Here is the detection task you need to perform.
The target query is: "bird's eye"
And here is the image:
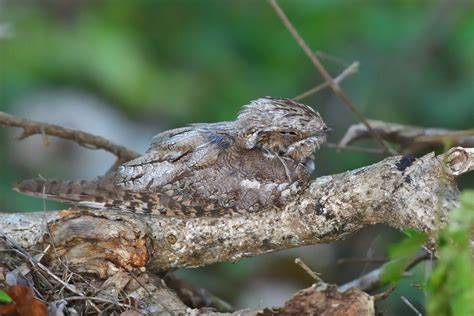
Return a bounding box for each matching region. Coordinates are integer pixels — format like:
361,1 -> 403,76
279,131 -> 297,136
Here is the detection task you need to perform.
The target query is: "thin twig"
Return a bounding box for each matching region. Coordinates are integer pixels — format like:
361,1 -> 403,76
37,262 -> 101,313
324,142 -> 385,155
0,111 -> 139,164
373,284 -> 396,302
59,296 -> 136,310
401,296 -> 422,316
0,231 -> 102,313
294,258 -> 323,283
267,0 -> 394,154
293,62 -> 359,101
405,252 -> 433,272
164,273 -> 234,312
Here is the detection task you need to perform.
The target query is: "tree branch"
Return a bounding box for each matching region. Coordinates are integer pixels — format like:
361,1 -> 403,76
1,147 -> 470,275
340,119 -> 474,154
0,111 -> 139,164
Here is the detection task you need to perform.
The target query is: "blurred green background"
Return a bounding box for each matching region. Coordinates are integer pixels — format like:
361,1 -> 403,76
0,0 -> 473,314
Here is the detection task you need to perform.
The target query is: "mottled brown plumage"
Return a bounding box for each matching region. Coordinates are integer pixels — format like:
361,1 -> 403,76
15,97 -> 329,217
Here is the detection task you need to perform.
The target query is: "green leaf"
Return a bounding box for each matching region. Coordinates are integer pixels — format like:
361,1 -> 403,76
381,229 -> 427,284
0,289 -> 12,304
427,190 -> 474,316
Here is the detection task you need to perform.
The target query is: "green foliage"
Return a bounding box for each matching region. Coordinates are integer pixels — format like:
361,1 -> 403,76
382,229 -> 427,285
427,191 -> 474,316
381,192 -> 474,315
0,289 -> 12,303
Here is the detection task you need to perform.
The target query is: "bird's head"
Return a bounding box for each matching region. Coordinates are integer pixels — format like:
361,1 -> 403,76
236,97 -> 330,163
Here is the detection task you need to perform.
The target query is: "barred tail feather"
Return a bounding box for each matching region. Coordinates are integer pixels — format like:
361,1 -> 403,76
13,179 -> 109,209
13,178 -> 172,215
14,179 -> 229,217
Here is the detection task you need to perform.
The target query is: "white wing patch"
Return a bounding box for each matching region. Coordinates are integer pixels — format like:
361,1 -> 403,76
240,179 -> 261,189
78,201 -> 106,209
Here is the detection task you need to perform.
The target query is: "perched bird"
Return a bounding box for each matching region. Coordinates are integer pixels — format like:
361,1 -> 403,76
15,97 -> 329,217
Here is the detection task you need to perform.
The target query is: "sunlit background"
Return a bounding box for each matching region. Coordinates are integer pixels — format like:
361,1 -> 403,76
0,1 -> 473,314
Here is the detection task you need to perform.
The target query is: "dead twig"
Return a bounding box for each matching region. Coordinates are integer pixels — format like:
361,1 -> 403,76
164,273 -> 234,312
267,0 -> 394,155
373,285 -> 396,302
0,111 -> 139,164
58,296 -> 135,310
0,231 -> 102,313
295,258 -> 323,283
401,295 -> 422,316
293,61 -> 359,101
340,119 -> 474,153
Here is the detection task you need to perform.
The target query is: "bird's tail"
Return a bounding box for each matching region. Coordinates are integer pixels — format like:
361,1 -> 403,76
13,178 -> 119,209
14,178 -> 221,217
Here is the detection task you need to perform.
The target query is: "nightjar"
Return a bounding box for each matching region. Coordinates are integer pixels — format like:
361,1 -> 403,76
15,97 -> 330,217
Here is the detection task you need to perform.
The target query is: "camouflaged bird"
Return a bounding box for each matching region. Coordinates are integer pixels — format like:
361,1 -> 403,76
15,97 -> 329,217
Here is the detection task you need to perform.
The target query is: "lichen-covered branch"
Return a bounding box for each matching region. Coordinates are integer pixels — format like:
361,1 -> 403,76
340,119 -> 474,153
1,148 -> 470,277
0,111 -> 139,163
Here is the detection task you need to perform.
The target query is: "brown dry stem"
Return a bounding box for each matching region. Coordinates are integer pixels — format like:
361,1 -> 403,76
0,111 -> 139,164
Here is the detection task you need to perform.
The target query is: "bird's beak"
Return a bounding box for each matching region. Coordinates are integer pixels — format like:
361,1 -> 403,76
316,126 -> 333,135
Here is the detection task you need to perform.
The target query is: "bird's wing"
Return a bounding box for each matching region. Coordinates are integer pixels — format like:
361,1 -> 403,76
116,123 -> 233,191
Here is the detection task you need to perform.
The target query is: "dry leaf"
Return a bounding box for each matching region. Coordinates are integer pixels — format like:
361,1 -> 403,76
0,285 -> 47,316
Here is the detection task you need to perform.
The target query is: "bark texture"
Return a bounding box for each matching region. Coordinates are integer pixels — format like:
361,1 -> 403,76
273,284 -> 374,316
1,148 -> 469,275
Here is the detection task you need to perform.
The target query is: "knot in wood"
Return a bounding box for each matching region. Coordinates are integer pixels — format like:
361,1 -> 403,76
166,234 -> 177,245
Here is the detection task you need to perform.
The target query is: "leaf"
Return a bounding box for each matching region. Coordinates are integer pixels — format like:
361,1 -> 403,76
0,285 -> 48,316
381,229 -> 427,284
0,289 -> 12,303
427,190 -> 474,316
